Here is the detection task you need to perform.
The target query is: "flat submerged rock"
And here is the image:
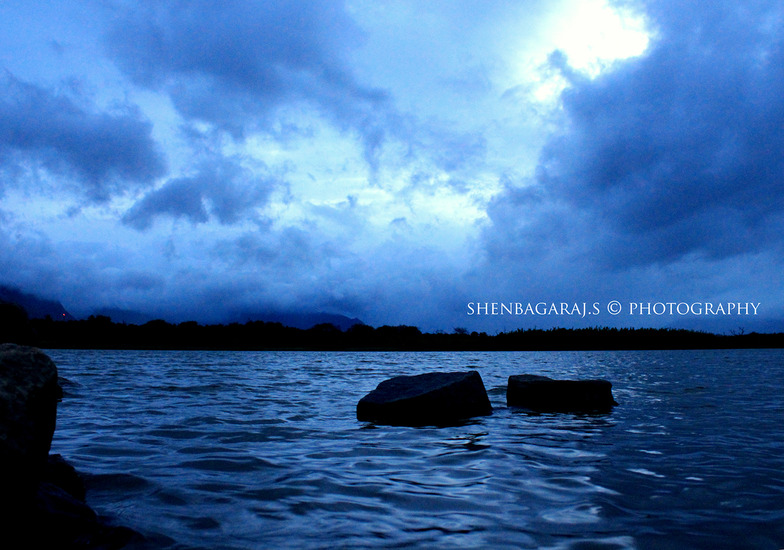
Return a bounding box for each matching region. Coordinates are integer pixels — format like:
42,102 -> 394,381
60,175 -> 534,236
357,370 -> 492,426
507,374 -> 617,413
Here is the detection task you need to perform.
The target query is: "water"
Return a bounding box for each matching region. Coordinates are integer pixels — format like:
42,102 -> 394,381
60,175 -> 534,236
47,349 -> 784,549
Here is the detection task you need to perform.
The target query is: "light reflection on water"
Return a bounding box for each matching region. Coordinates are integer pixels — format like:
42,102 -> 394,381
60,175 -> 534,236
49,349 -> 784,549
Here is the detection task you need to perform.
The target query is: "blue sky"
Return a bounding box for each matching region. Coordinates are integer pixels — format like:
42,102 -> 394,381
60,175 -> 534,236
1,0 -> 783,333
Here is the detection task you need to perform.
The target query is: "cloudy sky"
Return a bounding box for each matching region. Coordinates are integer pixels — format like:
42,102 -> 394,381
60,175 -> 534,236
1,0 -> 783,333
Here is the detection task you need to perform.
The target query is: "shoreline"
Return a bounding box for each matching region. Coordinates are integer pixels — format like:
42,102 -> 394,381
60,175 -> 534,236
27,318 -> 784,352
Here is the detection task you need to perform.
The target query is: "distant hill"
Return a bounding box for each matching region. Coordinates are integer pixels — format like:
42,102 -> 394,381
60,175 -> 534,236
93,310 -> 365,330
93,308 -> 156,325
236,311 -> 365,331
0,286 -> 74,320
91,308 -> 365,330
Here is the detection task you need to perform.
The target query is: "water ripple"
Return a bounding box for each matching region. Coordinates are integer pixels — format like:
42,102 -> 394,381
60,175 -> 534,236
48,349 -> 784,549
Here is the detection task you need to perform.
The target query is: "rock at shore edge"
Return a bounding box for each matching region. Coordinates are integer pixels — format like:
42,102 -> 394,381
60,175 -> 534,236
0,343 -> 141,548
0,343 -> 61,495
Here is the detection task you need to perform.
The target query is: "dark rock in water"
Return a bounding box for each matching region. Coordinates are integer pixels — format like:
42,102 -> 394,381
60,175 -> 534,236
507,374 -> 617,413
357,370 -> 493,426
0,343 -> 62,497
0,344 -> 143,548
45,453 -> 87,502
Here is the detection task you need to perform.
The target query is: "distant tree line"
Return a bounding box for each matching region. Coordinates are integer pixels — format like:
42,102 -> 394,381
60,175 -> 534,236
2,304 -> 784,351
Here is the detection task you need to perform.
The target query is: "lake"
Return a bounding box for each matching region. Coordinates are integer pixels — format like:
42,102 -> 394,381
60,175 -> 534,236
47,349 -> 784,549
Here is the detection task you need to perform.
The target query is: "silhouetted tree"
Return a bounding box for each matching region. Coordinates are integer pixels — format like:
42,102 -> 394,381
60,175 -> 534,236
0,302 -> 35,345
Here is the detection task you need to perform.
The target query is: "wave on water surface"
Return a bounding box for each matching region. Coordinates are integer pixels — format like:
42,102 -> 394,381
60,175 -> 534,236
49,349 -> 784,549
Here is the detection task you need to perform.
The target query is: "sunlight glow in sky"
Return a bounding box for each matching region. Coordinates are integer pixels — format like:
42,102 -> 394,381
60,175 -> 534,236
552,0 -> 651,75
522,0 -> 652,102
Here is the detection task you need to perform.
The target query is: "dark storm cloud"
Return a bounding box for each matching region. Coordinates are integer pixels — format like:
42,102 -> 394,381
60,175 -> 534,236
487,0 -> 784,271
0,72 -> 166,200
105,0 -> 391,164
123,158 -> 278,229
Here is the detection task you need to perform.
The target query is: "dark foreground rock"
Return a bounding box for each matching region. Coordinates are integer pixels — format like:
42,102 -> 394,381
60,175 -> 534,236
357,370 -> 493,426
0,343 -> 142,548
507,374 -> 618,413
1,343 -> 61,496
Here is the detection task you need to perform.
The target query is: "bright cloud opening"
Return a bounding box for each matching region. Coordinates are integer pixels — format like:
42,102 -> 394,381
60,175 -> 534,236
552,0 -> 651,76
519,0 -> 652,103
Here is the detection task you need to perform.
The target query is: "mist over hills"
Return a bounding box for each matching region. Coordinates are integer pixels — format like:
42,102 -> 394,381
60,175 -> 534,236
0,286 -> 74,320
1,285 -> 363,330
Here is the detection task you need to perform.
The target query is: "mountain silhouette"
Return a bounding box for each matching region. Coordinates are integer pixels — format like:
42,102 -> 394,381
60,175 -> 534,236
0,286 -> 74,320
